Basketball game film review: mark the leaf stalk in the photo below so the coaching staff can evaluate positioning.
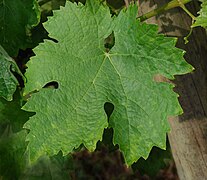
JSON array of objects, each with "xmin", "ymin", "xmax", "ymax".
[{"xmin": 138, "ymin": 0, "xmax": 193, "ymax": 22}]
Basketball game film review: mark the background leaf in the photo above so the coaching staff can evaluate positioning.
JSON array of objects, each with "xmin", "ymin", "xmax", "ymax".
[
  {"xmin": 0, "ymin": 46, "xmax": 22, "ymax": 101},
  {"xmin": 0, "ymin": 0, "xmax": 40, "ymax": 56},
  {"xmin": 0, "ymin": 90, "xmax": 33, "ymax": 179},
  {"xmin": 20, "ymin": 152, "xmax": 72, "ymax": 180},
  {"xmin": 0, "ymin": 130, "xmax": 28, "ymax": 179},
  {"xmin": 0, "ymin": 91, "xmax": 33, "ymax": 134}
]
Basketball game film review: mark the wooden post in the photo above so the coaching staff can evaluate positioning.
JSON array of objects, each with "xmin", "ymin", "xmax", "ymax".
[{"xmin": 139, "ymin": 0, "xmax": 207, "ymax": 179}]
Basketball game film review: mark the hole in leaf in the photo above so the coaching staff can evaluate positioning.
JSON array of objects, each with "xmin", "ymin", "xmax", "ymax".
[
  {"xmin": 104, "ymin": 32, "xmax": 115, "ymax": 52},
  {"xmin": 69, "ymin": 0, "xmax": 86, "ymax": 4},
  {"xmin": 43, "ymin": 81, "xmax": 59, "ymax": 89},
  {"xmin": 48, "ymin": 37, "xmax": 58, "ymax": 43},
  {"xmin": 153, "ymin": 74, "xmax": 172, "ymax": 83},
  {"xmin": 104, "ymin": 102, "xmax": 114, "ymax": 122}
]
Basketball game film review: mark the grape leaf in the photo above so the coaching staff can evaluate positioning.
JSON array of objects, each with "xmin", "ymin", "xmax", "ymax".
[
  {"xmin": 0, "ymin": 91, "xmax": 35, "ymax": 179},
  {"xmin": 0, "ymin": 0, "xmax": 40, "ymax": 56},
  {"xmin": 23, "ymin": 0, "xmax": 193, "ymax": 165},
  {"xmin": 0, "ymin": 46, "xmax": 22, "ymax": 101},
  {"xmin": 0, "ymin": 90, "xmax": 33, "ymax": 135},
  {"xmin": 21, "ymin": 152, "xmax": 72, "ymax": 180},
  {"xmin": 0, "ymin": 130, "xmax": 27, "ymax": 179},
  {"xmin": 192, "ymin": 0, "xmax": 207, "ymax": 29}
]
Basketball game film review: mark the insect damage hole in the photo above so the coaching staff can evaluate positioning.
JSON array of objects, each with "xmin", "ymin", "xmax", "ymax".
[
  {"xmin": 104, "ymin": 102, "xmax": 114, "ymax": 122},
  {"xmin": 47, "ymin": 37, "xmax": 58, "ymax": 43},
  {"xmin": 43, "ymin": 81, "xmax": 59, "ymax": 89},
  {"xmin": 104, "ymin": 32, "xmax": 115, "ymax": 52},
  {"xmin": 153, "ymin": 74, "xmax": 172, "ymax": 83}
]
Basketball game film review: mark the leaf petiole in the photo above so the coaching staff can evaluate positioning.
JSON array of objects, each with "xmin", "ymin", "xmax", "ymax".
[
  {"xmin": 178, "ymin": 0, "xmax": 196, "ymax": 20},
  {"xmin": 138, "ymin": 0, "xmax": 192, "ymax": 22}
]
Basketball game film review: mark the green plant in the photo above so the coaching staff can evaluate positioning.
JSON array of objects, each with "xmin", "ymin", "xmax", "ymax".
[{"xmin": 0, "ymin": 0, "xmax": 205, "ymax": 179}]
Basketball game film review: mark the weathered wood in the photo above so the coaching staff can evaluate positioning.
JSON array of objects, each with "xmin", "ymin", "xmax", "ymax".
[{"xmin": 139, "ymin": 1, "xmax": 207, "ymax": 179}]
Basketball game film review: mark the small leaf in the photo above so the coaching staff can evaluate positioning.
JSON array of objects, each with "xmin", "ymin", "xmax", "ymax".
[
  {"xmin": 23, "ymin": 0, "xmax": 193, "ymax": 165},
  {"xmin": 0, "ymin": 46, "xmax": 22, "ymax": 101},
  {"xmin": 192, "ymin": 0, "xmax": 207, "ymax": 29}
]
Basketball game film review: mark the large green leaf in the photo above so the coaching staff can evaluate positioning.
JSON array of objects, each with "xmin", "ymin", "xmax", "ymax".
[
  {"xmin": 0, "ymin": 0, "xmax": 40, "ymax": 56},
  {"xmin": 0, "ymin": 46, "xmax": 22, "ymax": 101},
  {"xmin": 23, "ymin": 0, "xmax": 193, "ymax": 165},
  {"xmin": 192, "ymin": 0, "xmax": 207, "ymax": 29}
]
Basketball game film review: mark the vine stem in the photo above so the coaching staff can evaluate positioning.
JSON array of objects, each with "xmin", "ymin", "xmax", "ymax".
[
  {"xmin": 124, "ymin": 0, "xmax": 129, "ymax": 7},
  {"xmin": 177, "ymin": 0, "xmax": 195, "ymax": 43},
  {"xmin": 138, "ymin": 0, "xmax": 192, "ymax": 22}
]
